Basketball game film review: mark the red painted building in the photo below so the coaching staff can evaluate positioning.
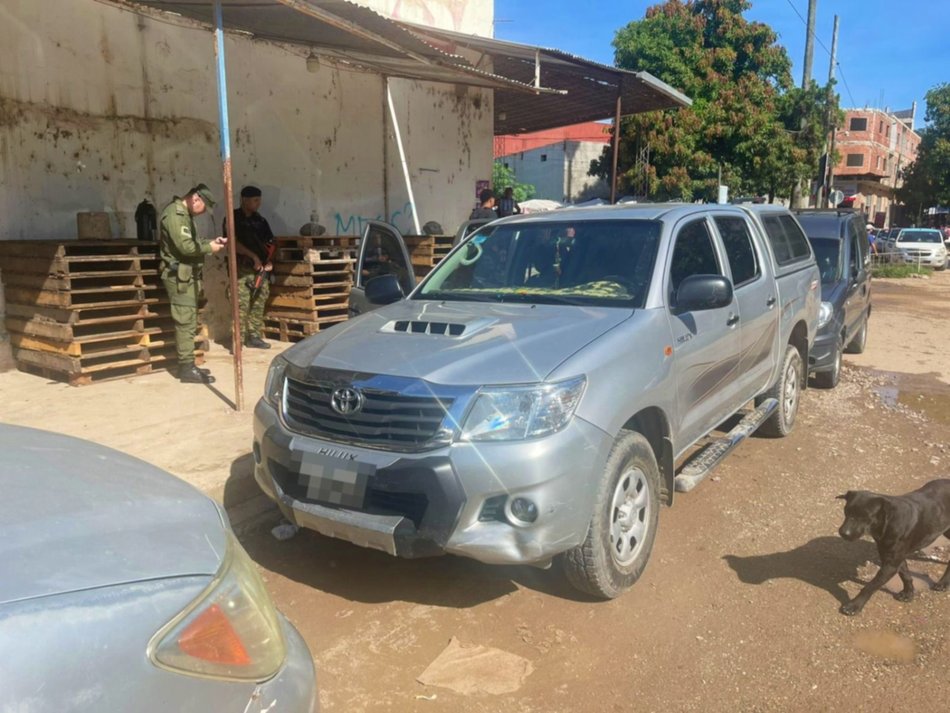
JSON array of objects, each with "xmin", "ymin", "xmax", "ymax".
[{"xmin": 832, "ymin": 106, "xmax": 920, "ymax": 227}]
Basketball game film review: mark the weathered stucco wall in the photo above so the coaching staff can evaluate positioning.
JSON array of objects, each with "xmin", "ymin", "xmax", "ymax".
[
  {"xmin": 361, "ymin": 0, "xmax": 492, "ymax": 35},
  {"xmin": 0, "ymin": 0, "xmax": 493, "ymax": 337}
]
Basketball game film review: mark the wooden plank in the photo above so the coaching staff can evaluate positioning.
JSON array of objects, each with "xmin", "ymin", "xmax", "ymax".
[
  {"xmin": 16, "ymin": 359, "xmax": 159, "ymax": 387},
  {"xmin": 9, "ymin": 328, "xmax": 160, "ymax": 356},
  {"xmin": 265, "ymin": 306, "xmax": 349, "ymax": 322},
  {"xmin": 0, "ymin": 255, "xmax": 65, "ymax": 275},
  {"xmin": 0, "ymin": 270, "xmax": 155, "ymax": 292},
  {"xmin": 5, "ymin": 315, "xmax": 153, "ymax": 341}
]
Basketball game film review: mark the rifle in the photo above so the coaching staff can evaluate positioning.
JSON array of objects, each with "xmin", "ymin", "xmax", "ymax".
[{"xmin": 253, "ymin": 241, "xmax": 277, "ymax": 292}]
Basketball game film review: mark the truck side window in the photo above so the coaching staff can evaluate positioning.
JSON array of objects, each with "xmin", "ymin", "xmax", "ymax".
[
  {"xmin": 779, "ymin": 215, "xmax": 811, "ymax": 260},
  {"xmin": 850, "ymin": 219, "xmax": 870, "ymax": 267},
  {"xmin": 714, "ymin": 216, "xmax": 759, "ymax": 287},
  {"xmin": 669, "ymin": 219, "xmax": 721, "ymax": 296},
  {"xmin": 849, "ymin": 232, "xmax": 860, "ymax": 279}
]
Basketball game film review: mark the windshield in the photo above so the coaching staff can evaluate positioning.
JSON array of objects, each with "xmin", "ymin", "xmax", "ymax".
[
  {"xmin": 897, "ymin": 230, "xmax": 942, "ymax": 244},
  {"xmin": 417, "ymin": 220, "xmax": 662, "ymax": 308},
  {"xmin": 809, "ymin": 238, "xmax": 841, "ymax": 284}
]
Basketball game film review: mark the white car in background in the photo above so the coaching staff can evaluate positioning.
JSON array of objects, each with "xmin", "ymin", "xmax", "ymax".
[{"xmin": 890, "ymin": 228, "xmax": 948, "ymax": 270}]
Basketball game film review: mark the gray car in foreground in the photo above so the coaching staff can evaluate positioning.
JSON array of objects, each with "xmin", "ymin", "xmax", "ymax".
[
  {"xmin": 0, "ymin": 425, "xmax": 316, "ymax": 712},
  {"xmin": 255, "ymin": 203, "xmax": 819, "ymax": 599}
]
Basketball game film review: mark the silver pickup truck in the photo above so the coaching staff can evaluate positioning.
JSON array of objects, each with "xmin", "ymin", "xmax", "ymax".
[{"xmin": 253, "ymin": 203, "xmax": 819, "ymax": 598}]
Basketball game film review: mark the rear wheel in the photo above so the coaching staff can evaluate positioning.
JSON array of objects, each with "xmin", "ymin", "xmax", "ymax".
[
  {"xmin": 757, "ymin": 344, "xmax": 803, "ymax": 438},
  {"xmin": 560, "ymin": 431, "xmax": 660, "ymax": 599},
  {"xmin": 845, "ymin": 314, "xmax": 868, "ymax": 354},
  {"xmin": 813, "ymin": 338, "xmax": 842, "ymax": 389}
]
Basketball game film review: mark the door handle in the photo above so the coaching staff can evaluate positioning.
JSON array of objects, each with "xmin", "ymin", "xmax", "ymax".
[
  {"xmin": 726, "ymin": 314, "xmax": 740, "ymax": 327},
  {"xmin": 766, "ymin": 296, "xmax": 777, "ymax": 307}
]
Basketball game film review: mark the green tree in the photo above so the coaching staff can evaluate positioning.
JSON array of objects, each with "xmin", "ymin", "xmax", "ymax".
[
  {"xmin": 592, "ymin": 0, "xmax": 837, "ymax": 202},
  {"xmin": 898, "ymin": 83, "xmax": 950, "ymax": 221},
  {"xmin": 492, "ymin": 163, "xmax": 536, "ymax": 202}
]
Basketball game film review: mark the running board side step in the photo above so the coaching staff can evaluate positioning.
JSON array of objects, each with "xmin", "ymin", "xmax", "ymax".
[{"xmin": 674, "ymin": 398, "xmax": 779, "ymax": 493}]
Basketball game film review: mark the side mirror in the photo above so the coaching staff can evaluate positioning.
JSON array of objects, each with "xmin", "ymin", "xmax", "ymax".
[
  {"xmin": 675, "ymin": 275, "xmax": 733, "ymax": 312},
  {"xmin": 365, "ymin": 274, "xmax": 404, "ymax": 305}
]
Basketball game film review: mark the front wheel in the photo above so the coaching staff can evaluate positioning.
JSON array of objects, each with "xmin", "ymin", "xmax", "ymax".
[
  {"xmin": 757, "ymin": 344, "xmax": 803, "ymax": 438},
  {"xmin": 845, "ymin": 314, "xmax": 868, "ymax": 354},
  {"xmin": 560, "ymin": 431, "xmax": 660, "ymax": 599},
  {"xmin": 813, "ymin": 338, "xmax": 842, "ymax": 389}
]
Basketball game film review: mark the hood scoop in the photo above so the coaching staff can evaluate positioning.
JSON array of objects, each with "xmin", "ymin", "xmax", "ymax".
[{"xmin": 381, "ymin": 316, "xmax": 496, "ymax": 339}]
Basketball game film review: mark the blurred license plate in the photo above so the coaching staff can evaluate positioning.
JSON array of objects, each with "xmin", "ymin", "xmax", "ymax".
[{"xmin": 294, "ymin": 450, "xmax": 376, "ymax": 507}]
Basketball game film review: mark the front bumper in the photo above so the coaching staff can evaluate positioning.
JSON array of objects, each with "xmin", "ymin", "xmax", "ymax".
[
  {"xmin": 895, "ymin": 252, "xmax": 947, "ymax": 267},
  {"xmin": 253, "ymin": 398, "xmax": 612, "ymax": 565},
  {"xmin": 263, "ymin": 616, "xmax": 319, "ymax": 713}
]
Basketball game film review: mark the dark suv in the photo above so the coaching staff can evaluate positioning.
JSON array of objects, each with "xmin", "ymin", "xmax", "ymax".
[{"xmin": 793, "ymin": 209, "xmax": 872, "ymax": 388}]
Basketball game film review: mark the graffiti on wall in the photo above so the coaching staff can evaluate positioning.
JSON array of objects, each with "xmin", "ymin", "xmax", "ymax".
[{"xmin": 334, "ymin": 201, "xmax": 415, "ymax": 235}]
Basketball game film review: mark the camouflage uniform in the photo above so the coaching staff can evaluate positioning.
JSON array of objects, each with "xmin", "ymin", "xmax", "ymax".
[
  {"xmin": 226, "ymin": 209, "xmax": 274, "ymax": 343},
  {"xmin": 159, "ymin": 197, "xmax": 213, "ymax": 366}
]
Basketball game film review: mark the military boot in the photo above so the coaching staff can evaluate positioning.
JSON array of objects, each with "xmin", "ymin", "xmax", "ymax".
[
  {"xmin": 245, "ymin": 336, "xmax": 271, "ymax": 349},
  {"xmin": 179, "ymin": 363, "xmax": 215, "ymax": 384}
]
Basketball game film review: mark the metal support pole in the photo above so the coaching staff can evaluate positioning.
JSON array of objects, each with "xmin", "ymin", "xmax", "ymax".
[
  {"xmin": 382, "ymin": 75, "xmax": 390, "ymax": 220},
  {"xmin": 213, "ymin": 0, "xmax": 243, "ymax": 411},
  {"xmin": 610, "ymin": 91, "xmax": 622, "ymax": 204},
  {"xmin": 385, "ymin": 79, "xmax": 421, "ymax": 234},
  {"xmin": 534, "ymin": 49, "xmax": 541, "ymax": 90}
]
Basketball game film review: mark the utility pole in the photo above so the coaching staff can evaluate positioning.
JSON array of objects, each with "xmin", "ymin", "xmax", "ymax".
[
  {"xmin": 824, "ymin": 15, "xmax": 840, "ymax": 208},
  {"xmin": 793, "ymin": 0, "xmax": 818, "ymax": 209},
  {"xmin": 802, "ymin": 0, "xmax": 817, "ymax": 89}
]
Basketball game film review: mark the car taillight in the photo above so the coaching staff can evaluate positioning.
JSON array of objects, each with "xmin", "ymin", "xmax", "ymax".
[{"xmin": 148, "ymin": 532, "xmax": 286, "ymax": 682}]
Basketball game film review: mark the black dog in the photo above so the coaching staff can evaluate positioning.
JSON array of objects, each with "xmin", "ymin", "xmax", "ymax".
[{"xmin": 837, "ymin": 479, "xmax": 950, "ymax": 615}]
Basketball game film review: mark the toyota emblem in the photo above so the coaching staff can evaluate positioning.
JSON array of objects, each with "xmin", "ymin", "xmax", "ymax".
[{"xmin": 330, "ymin": 387, "xmax": 364, "ymax": 415}]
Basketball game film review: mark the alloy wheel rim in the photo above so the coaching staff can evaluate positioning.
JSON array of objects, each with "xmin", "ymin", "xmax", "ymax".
[
  {"xmin": 783, "ymin": 358, "xmax": 800, "ymax": 421},
  {"xmin": 609, "ymin": 467, "xmax": 652, "ymax": 567}
]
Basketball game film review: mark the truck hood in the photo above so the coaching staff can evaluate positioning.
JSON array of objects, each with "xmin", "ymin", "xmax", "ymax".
[
  {"xmin": 0, "ymin": 426, "xmax": 226, "ymax": 606},
  {"xmin": 286, "ymin": 300, "xmax": 633, "ymax": 385}
]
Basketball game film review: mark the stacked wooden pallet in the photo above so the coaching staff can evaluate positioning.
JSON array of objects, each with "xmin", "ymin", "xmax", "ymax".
[
  {"xmin": 263, "ymin": 235, "xmax": 356, "ymax": 342},
  {"xmin": 0, "ymin": 240, "xmax": 205, "ymax": 385},
  {"xmin": 401, "ymin": 234, "xmax": 454, "ymax": 280}
]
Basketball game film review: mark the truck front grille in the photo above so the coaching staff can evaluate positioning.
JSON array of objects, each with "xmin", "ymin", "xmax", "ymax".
[{"xmin": 283, "ymin": 376, "xmax": 454, "ymax": 449}]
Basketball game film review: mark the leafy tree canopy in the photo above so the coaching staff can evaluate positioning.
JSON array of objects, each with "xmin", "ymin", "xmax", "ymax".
[
  {"xmin": 592, "ymin": 0, "xmax": 838, "ymax": 202},
  {"xmin": 898, "ymin": 83, "xmax": 950, "ymax": 218},
  {"xmin": 493, "ymin": 162, "xmax": 536, "ymax": 202}
]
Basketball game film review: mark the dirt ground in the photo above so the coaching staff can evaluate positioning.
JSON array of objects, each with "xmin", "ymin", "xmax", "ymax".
[{"xmin": 2, "ymin": 272, "xmax": 949, "ymax": 712}]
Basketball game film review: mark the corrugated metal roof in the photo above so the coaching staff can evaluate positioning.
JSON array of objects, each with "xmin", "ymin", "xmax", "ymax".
[
  {"xmin": 403, "ymin": 25, "xmax": 692, "ymax": 134},
  {"xmin": 121, "ymin": 0, "xmax": 692, "ymax": 135},
  {"xmin": 127, "ymin": 0, "xmax": 556, "ymax": 94}
]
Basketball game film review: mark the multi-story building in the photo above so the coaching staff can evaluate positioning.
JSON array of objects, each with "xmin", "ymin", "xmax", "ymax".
[{"xmin": 832, "ymin": 106, "xmax": 920, "ymax": 227}]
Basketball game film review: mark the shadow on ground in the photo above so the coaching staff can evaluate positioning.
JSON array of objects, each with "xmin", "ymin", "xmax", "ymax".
[
  {"xmin": 723, "ymin": 536, "xmax": 879, "ymax": 606},
  {"xmin": 228, "ymin": 459, "xmax": 600, "ymax": 608}
]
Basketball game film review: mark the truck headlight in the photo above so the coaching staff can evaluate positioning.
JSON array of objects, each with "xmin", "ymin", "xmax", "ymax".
[
  {"xmin": 148, "ymin": 532, "xmax": 286, "ymax": 682},
  {"xmin": 460, "ymin": 376, "xmax": 586, "ymax": 442},
  {"xmin": 264, "ymin": 356, "xmax": 288, "ymax": 407},
  {"xmin": 817, "ymin": 301, "xmax": 834, "ymax": 329}
]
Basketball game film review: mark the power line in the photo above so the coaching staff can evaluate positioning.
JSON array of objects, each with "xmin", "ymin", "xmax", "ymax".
[
  {"xmin": 783, "ymin": 0, "xmax": 857, "ymax": 106},
  {"xmin": 835, "ymin": 66, "xmax": 858, "ymax": 108}
]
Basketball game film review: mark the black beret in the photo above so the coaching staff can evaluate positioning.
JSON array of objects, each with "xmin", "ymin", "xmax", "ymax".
[{"xmin": 240, "ymin": 185, "xmax": 262, "ymax": 198}]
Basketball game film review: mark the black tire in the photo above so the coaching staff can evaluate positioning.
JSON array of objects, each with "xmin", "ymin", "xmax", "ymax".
[
  {"xmin": 845, "ymin": 313, "xmax": 868, "ymax": 354},
  {"xmin": 813, "ymin": 338, "xmax": 842, "ymax": 389},
  {"xmin": 560, "ymin": 431, "xmax": 660, "ymax": 599},
  {"xmin": 757, "ymin": 344, "xmax": 803, "ymax": 438}
]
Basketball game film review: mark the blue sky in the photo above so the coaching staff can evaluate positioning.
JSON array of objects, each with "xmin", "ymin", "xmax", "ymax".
[{"xmin": 493, "ymin": 0, "xmax": 949, "ymax": 129}]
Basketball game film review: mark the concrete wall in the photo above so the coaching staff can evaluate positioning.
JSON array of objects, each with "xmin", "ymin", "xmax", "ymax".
[
  {"xmin": 362, "ymin": 0, "xmax": 492, "ymax": 35},
  {"xmin": 0, "ymin": 0, "xmax": 493, "ymax": 337},
  {"xmin": 502, "ymin": 141, "xmax": 608, "ymax": 203}
]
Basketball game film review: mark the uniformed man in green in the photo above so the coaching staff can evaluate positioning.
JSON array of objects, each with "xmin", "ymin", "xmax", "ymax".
[{"xmin": 159, "ymin": 184, "xmax": 228, "ymax": 384}]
